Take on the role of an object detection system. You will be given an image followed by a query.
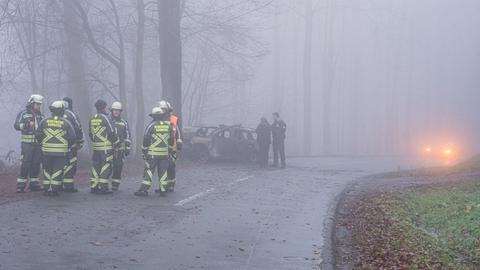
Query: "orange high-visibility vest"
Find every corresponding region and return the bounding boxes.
[170,115,178,141]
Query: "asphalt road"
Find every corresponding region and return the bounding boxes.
[0,157,421,270]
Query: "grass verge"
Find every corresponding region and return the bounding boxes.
[343,182,480,269]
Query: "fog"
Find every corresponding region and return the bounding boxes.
[1,0,480,159]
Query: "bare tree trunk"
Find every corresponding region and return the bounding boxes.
[134,0,145,155]
[158,0,182,120]
[303,0,313,156]
[63,0,90,125]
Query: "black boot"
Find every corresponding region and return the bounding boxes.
[134,190,148,196]
[98,185,113,194]
[28,183,43,192]
[111,183,120,192]
[135,184,149,197]
[63,183,78,193]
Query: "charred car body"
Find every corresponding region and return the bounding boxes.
[183,125,258,162]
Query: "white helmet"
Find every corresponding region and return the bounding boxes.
[51,100,65,109]
[150,106,165,116]
[111,101,122,111]
[28,94,44,104]
[158,100,169,111]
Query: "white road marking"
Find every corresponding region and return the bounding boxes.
[175,175,254,206]
[233,176,252,183]
[175,188,215,206]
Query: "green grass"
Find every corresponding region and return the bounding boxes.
[392,183,480,268]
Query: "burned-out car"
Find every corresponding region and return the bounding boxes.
[183,125,258,162]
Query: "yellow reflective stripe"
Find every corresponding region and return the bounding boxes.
[51,170,63,180]
[146,169,153,179]
[44,171,51,180]
[51,180,62,186]
[112,179,121,183]
[63,179,74,183]
[30,178,39,182]
[142,180,152,186]
[97,179,109,184]
[159,171,167,192]
[91,168,99,179]
[44,128,67,145]
[106,155,113,162]
[21,134,36,142]
[100,163,110,175]
[17,178,27,183]
[70,157,78,163]
[42,148,68,153]
[64,164,73,174]
[90,179,98,188]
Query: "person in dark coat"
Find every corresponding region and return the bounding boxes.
[255,118,271,168]
[271,112,287,168]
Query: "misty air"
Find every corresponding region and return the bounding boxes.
[0,0,479,269]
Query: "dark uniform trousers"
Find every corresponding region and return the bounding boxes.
[273,139,286,166]
[42,155,67,192]
[63,148,78,190]
[18,143,42,190]
[112,150,125,189]
[91,150,113,190]
[141,158,169,192]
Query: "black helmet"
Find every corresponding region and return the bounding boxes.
[63,97,73,110]
[94,99,107,111]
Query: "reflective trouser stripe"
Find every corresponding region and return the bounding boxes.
[30,178,39,182]
[142,180,152,186]
[112,179,121,184]
[91,168,99,188]
[63,179,74,183]
[159,171,167,192]
[100,163,110,175]
[64,164,74,174]
[98,178,109,184]
[17,178,27,183]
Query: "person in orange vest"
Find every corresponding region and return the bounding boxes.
[157,100,182,193]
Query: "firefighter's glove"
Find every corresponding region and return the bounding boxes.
[176,140,183,151]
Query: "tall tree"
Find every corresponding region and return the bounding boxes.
[134,0,145,155]
[63,0,90,125]
[72,0,128,117]
[158,0,182,119]
[303,0,313,156]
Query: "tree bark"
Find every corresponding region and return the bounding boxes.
[303,0,313,156]
[134,0,145,155]
[158,0,182,120]
[63,0,90,126]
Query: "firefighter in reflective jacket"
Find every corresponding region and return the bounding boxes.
[36,101,76,196]
[157,100,183,193]
[134,107,174,197]
[62,97,84,192]
[13,94,44,193]
[89,99,119,194]
[110,101,131,191]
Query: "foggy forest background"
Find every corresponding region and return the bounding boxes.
[1,0,480,157]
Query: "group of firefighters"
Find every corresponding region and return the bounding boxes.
[13,94,182,197]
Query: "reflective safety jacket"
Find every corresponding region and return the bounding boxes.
[14,106,44,144]
[142,119,174,158]
[64,109,84,147]
[111,116,131,151]
[89,113,118,152]
[170,114,183,145]
[36,115,76,156]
